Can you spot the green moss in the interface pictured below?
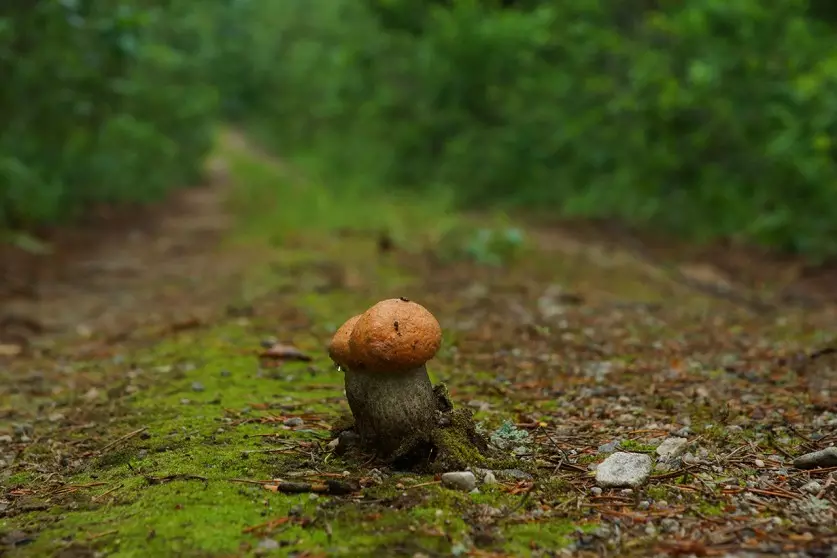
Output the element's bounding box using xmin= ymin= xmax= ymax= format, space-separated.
xmin=6 ymin=472 xmax=36 ymax=486
xmin=502 ymin=519 xmax=598 ymax=556
xmin=619 ymin=440 xmax=657 ymax=453
xmin=696 ymin=502 xmax=725 ymax=517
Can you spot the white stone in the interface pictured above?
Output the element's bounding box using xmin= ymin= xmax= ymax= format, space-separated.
xmin=655 ymin=437 xmax=688 ymax=460
xmin=441 ymin=471 xmax=476 ymax=491
xmin=596 ymin=452 xmax=653 ymax=488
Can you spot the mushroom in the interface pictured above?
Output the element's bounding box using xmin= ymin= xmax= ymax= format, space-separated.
xmin=328 ymin=298 xmax=442 ymax=456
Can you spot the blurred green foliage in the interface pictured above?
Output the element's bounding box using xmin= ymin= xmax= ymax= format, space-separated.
xmin=5 ymin=0 xmax=837 ymax=262
xmin=0 ymin=0 xmax=220 ymax=229
xmin=215 ymin=0 xmax=837 ymax=262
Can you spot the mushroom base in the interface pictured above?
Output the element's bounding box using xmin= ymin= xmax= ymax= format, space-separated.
xmin=343 ymin=365 xmax=437 ymax=456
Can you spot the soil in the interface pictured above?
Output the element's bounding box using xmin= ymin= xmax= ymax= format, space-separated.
xmin=1 ymin=130 xmax=835 ymax=558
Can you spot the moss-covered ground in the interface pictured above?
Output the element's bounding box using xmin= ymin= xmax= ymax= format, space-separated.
xmin=1 ymin=130 xmax=836 ymax=557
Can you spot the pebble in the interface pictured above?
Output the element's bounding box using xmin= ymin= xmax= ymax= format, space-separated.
xmin=793 ymin=447 xmax=837 ymax=469
xmin=441 ymin=471 xmax=476 ymax=492
xmin=467 ymin=400 xmax=491 ymax=411
xmin=327 ymin=438 xmax=340 ymax=450
xmin=191 ymin=382 xmax=205 ymax=392
xmin=595 ymin=452 xmax=653 ymax=488
xmin=257 ymin=538 xmax=280 ymax=550
xmin=754 ymin=459 xmax=765 ymax=468
xmin=660 ymin=518 xmax=679 ymax=533
xmin=283 ymin=417 xmax=304 ymax=427
xmin=801 ymin=480 xmax=823 ymax=494
xmin=616 ymin=413 xmax=636 ymax=425
xmin=637 ymin=500 xmax=650 ymax=510
xmin=674 ymin=426 xmax=692 ymax=437
xmin=0 ymin=435 xmax=12 ymax=444
xmin=597 ymin=440 xmax=621 ymax=454
xmin=656 ymin=437 xmax=688 ymax=460
xmin=482 ymin=471 xmax=497 ymax=485
xmin=682 ymin=452 xmax=699 ymax=465
xmin=13 ymin=424 xmax=33 ymax=436
xmin=590 ymin=486 xmax=602 ymax=496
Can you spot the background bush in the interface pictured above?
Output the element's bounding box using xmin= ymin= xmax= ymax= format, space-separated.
xmin=217 ymin=0 xmax=837 ymax=262
xmin=4 ymin=0 xmax=837 ymax=262
xmin=0 ymin=0 xmax=220 ymax=229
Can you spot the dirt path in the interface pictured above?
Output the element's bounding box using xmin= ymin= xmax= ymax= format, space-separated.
xmin=1 ymin=131 xmax=836 ymax=557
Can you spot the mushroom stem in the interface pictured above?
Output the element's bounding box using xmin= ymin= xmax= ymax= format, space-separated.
xmin=343 ymin=365 xmax=436 ymax=456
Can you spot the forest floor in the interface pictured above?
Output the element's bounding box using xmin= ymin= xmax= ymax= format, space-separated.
xmin=1 ymin=130 xmax=836 ymax=558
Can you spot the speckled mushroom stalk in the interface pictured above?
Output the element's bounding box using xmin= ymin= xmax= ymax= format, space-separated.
xmin=328 ymin=298 xmax=441 ymax=456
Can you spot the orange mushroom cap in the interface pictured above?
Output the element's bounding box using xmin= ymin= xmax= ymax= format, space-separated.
xmin=328 ymin=314 xmax=361 ymax=369
xmin=348 ymin=297 xmax=442 ymax=373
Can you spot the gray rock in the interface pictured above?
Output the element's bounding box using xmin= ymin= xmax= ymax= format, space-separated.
xmin=597 ymin=440 xmax=621 ymax=454
xmin=191 ymin=382 xmax=205 ymax=392
xmin=801 ymin=480 xmax=823 ymax=494
xmin=656 ymin=437 xmax=688 ymax=460
xmin=0 ymin=435 xmax=12 ymax=444
xmin=590 ymin=486 xmax=602 ymax=496
xmin=441 ymin=471 xmax=476 ymax=492
xmin=793 ymin=447 xmax=837 ymax=469
xmin=482 ymin=471 xmax=497 ymax=485
xmin=595 ymin=452 xmax=653 ymax=488
xmin=283 ymin=417 xmax=304 ymax=427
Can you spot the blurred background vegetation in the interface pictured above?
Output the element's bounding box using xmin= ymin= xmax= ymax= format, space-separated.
xmin=3 ymin=0 xmax=837 ymax=261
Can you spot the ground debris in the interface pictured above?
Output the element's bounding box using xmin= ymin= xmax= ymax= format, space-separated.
xmin=793 ymin=447 xmax=837 ymax=469
xmin=5 ymin=138 xmax=837 ymax=556
xmin=143 ymin=474 xmax=208 ymax=485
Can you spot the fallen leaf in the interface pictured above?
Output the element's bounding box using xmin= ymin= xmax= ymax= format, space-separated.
xmin=0 ymin=343 xmax=22 ymax=356
xmin=258 ymin=343 xmax=311 ymax=362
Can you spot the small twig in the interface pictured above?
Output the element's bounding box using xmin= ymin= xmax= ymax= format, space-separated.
xmin=229 ymin=478 xmax=276 ymax=486
xmin=88 ymin=529 xmax=118 ymax=541
xmin=264 ymin=480 xmax=358 ymax=495
xmin=98 ymin=427 xmax=147 ymax=454
xmin=143 ymin=474 xmax=208 ymax=485
xmin=649 ymin=465 xmax=701 ymax=482
xmin=404 ymin=480 xmax=441 ymax=490
xmin=92 ymin=484 xmax=123 ymax=502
